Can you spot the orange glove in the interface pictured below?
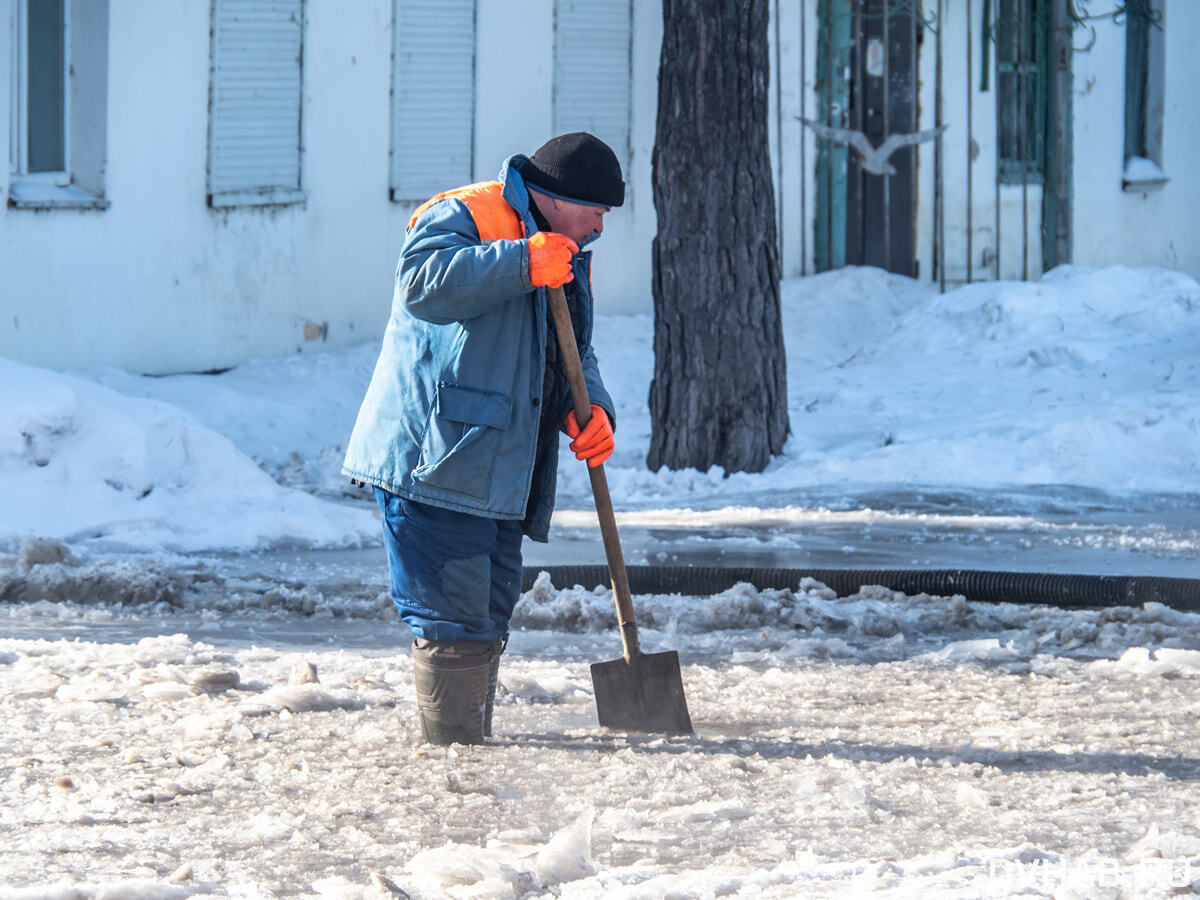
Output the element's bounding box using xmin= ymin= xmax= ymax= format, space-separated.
xmin=564 ymin=405 xmax=614 ymax=468
xmin=528 ymin=231 xmax=578 ymax=288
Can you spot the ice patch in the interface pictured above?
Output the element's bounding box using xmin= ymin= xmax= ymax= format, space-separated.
xmin=0 ymin=559 xmax=185 ymax=608
xmin=403 ymin=842 xmax=531 ymax=899
xmin=500 ymin=668 xmax=590 ymax=705
xmin=241 ymin=684 xmax=372 ymax=715
xmin=533 ymin=808 xmax=596 ymax=884
xmin=916 ymin=638 xmax=1024 ymax=665
xmin=1107 ymin=646 xmax=1200 ymax=676
xmin=0 ymin=880 xmax=190 ymax=900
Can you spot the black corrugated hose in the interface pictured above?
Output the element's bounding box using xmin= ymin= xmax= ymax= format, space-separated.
xmin=521 ymin=565 xmax=1200 ymax=612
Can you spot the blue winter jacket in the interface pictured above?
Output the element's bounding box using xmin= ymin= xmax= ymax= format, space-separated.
xmin=342 ymin=156 xmax=614 ymax=542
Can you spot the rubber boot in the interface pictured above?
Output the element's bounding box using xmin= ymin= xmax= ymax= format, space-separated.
xmin=483 ymin=648 xmax=501 ymax=738
xmin=411 ymin=638 xmax=501 ymax=745
xmin=483 ymin=635 xmax=508 ymax=738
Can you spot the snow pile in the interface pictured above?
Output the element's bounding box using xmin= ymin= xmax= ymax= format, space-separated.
xmin=811 ymin=264 xmax=1200 ymax=491
xmin=79 ymin=342 xmax=381 ymax=499
xmin=1 ymin=264 xmax=1194 ymax=554
xmin=5 ymin=542 xmax=1200 ymax=665
xmin=514 ymin=572 xmax=887 ymax=634
xmin=0 ymin=358 xmax=378 ymax=553
xmin=512 ymin=572 xmax=1200 ymax=664
xmin=585 ymin=264 xmax=1200 ymax=505
xmin=0 ymin=555 xmax=186 ymax=608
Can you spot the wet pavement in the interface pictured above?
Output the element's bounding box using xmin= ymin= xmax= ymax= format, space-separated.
xmin=198 ymin=486 xmax=1199 ymax=589
xmin=2 ymin=487 xmax=1195 ymax=652
xmin=529 ymin=485 xmax=1200 ymax=578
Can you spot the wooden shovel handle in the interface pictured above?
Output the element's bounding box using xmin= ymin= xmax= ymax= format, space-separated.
xmin=546 ymin=285 xmax=640 ymax=660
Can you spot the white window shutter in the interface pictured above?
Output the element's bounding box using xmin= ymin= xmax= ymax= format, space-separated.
xmin=554 ymin=0 xmax=632 ymax=178
xmin=209 ymin=0 xmax=305 ymax=206
xmin=391 ymin=0 xmax=476 ymax=202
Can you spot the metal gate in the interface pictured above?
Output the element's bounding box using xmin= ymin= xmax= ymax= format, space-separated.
xmin=807 ymin=0 xmax=1073 ymax=285
xmin=812 ymin=0 xmax=923 ymax=276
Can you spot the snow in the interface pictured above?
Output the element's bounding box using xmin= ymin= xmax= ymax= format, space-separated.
xmin=5 ymin=588 xmax=1200 ymax=898
xmin=0 ymin=358 xmax=375 ymax=553
xmin=1123 ymin=155 xmax=1169 ymax=187
xmin=3 ymin=265 xmax=1200 ymax=897
xmin=7 ymin=263 xmax=1193 ymax=558
xmin=587 ymin=264 xmax=1200 ymax=505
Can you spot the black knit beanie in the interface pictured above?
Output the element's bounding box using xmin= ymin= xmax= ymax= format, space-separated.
xmin=521 ymin=132 xmax=625 ymax=207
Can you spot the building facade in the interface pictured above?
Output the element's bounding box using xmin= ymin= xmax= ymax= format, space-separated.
xmin=3 ymin=0 xmax=1195 ymax=373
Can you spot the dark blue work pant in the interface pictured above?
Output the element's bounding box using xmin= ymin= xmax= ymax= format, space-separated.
xmin=374 ymin=488 xmax=523 ymax=643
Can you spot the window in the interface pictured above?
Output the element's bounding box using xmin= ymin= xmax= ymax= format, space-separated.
xmin=553 ymin=0 xmax=632 ymax=187
xmin=390 ymin=0 xmax=476 ymax=202
xmin=995 ymin=0 xmax=1048 ymax=184
xmin=9 ymin=0 xmax=109 ymax=209
xmin=208 ymin=0 xmax=305 ymax=208
xmin=18 ymin=0 xmax=64 ymax=177
xmin=1123 ymin=0 xmax=1166 ymax=189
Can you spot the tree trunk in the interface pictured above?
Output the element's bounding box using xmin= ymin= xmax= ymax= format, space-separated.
xmin=1049 ymin=0 xmax=1072 ymax=267
xmin=647 ymin=0 xmax=789 ymax=474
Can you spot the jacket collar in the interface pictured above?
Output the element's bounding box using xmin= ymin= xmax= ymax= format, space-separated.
xmin=500 ymin=155 xmax=601 ymax=249
xmin=500 ymin=155 xmax=534 ymax=223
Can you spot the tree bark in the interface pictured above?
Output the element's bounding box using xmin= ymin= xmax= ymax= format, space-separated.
xmin=647 ymin=0 xmax=789 ymax=474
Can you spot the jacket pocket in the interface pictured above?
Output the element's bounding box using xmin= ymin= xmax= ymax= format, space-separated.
xmin=412 ymin=382 xmax=513 ymax=500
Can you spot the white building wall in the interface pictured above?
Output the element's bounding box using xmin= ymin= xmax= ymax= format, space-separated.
xmin=796 ymin=0 xmax=820 ymax=278
xmin=0 ymin=0 xmax=665 ymax=374
xmin=3 ymin=1 xmax=1197 ymax=375
xmin=1071 ymin=8 xmax=1200 ymax=275
xmin=917 ymin=0 xmax=1045 ymax=287
xmin=474 ymin=0 xmax=662 ymax=315
xmin=916 ymin=0 xmax=1199 ymax=287
xmin=768 ymin=0 xmax=805 ymax=280
xmin=2 ymin=0 xmax=410 ymax=374
xmin=475 ymin=0 xmax=553 ymax=184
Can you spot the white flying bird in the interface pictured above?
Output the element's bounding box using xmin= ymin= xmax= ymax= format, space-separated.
xmin=799 ymin=118 xmax=947 ymax=176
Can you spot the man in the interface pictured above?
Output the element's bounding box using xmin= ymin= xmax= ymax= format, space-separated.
xmin=343 ymin=133 xmax=624 ymax=745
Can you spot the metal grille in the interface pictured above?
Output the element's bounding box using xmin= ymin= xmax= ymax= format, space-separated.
xmin=995 ymin=0 xmax=1047 ymax=183
xmin=208 ymin=0 xmax=304 ymax=204
xmin=553 ymin=0 xmax=633 ymax=180
xmin=391 ymin=0 xmax=476 ymax=202
xmin=810 ymin=0 xmax=1072 ymax=286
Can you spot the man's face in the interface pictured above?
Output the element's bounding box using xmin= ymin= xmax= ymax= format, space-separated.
xmin=535 ymin=193 xmax=611 ymax=244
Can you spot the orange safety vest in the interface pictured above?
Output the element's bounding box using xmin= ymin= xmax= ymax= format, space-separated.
xmin=408 ymin=181 xmax=526 ymax=243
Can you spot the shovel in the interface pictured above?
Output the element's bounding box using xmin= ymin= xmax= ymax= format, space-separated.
xmin=546 ymin=285 xmax=693 ymax=735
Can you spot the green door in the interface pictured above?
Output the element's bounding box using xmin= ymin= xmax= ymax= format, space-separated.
xmin=814 ymin=0 xmax=921 ymax=276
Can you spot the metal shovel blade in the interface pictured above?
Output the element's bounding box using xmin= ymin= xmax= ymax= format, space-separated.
xmin=591 ymin=650 xmax=693 ymax=734
xmin=545 ymin=284 xmax=694 ymax=736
